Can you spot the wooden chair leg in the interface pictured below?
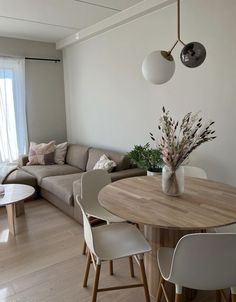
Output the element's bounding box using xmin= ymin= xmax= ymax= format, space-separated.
xmin=82 ymin=240 xmax=87 ymax=255
xmin=92 ymin=263 xmax=101 ymax=302
xmin=83 ymin=252 xmax=91 ymax=287
xmin=156 ymin=276 xmax=164 ymax=302
xmin=139 ymin=258 xmax=150 ymax=302
xmin=231 ymin=294 xmax=236 ymax=302
xmin=175 ymin=293 xmax=182 ymax=302
xmin=216 ymin=290 xmax=221 ymax=302
xmin=129 ymin=256 xmax=135 ymax=278
xmin=109 ymin=260 xmax=113 ymax=275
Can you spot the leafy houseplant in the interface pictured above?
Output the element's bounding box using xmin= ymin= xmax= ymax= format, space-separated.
xmin=128 ymin=143 xmax=163 ymax=173
xmin=150 ymin=107 xmax=216 ymax=196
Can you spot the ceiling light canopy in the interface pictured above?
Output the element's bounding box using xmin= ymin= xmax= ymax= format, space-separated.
xmin=142 ymin=0 xmax=206 ymax=85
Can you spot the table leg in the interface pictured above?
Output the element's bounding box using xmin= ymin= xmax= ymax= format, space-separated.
xmin=144 ymin=225 xmax=160 ymax=299
xmin=15 ymin=200 xmax=25 ymax=217
xmin=6 ymin=204 xmax=16 ymax=236
xmin=144 ymin=226 xmax=197 ymax=301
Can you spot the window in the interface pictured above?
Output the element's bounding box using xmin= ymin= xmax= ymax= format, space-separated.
xmin=0 ymin=57 xmax=28 ymax=163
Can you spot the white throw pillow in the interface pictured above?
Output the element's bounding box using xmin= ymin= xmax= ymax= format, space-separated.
xmin=54 ymin=142 xmax=68 ymax=165
xmin=93 ymin=154 xmax=116 ymax=172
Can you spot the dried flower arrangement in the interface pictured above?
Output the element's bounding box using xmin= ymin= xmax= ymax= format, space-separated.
xmin=150 ymin=107 xmax=216 ymax=195
xmin=150 ymin=107 xmax=216 ymax=170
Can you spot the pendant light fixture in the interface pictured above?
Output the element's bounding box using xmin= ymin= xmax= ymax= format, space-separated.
xmin=142 ymin=0 xmax=206 ymax=85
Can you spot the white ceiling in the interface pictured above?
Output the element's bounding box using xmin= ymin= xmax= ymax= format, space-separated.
xmin=0 ymin=0 xmax=143 ymax=43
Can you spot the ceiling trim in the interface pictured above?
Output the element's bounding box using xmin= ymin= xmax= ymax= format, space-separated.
xmin=74 ymin=0 xmax=121 ymax=12
xmin=56 ymin=0 xmax=176 ymax=49
xmin=0 ymin=15 xmax=79 ymax=30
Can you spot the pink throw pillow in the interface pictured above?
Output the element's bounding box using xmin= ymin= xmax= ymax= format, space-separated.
xmin=27 ymin=141 xmax=56 ymax=165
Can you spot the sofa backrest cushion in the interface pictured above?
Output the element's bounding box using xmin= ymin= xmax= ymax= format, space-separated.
xmin=66 ymin=144 xmax=89 ymax=171
xmin=86 ymin=148 xmax=130 ymax=172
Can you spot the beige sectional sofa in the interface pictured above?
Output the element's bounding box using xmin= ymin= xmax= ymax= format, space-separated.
xmin=16 ymin=144 xmax=145 ymax=224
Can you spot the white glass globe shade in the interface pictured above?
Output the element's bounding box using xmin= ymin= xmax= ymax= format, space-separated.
xmin=142 ymin=50 xmax=175 ymax=85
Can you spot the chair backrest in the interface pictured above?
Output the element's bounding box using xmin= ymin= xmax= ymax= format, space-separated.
xmin=75 ymin=170 xmax=111 ymax=255
xmin=76 ymin=194 xmax=96 ymax=256
xmin=184 ymin=166 xmax=207 ymax=179
xmin=80 ymin=169 xmax=111 ymax=212
xmin=168 ymin=233 xmax=236 ymax=290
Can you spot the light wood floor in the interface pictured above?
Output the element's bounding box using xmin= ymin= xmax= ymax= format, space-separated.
xmin=0 ymin=199 xmax=219 ymax=302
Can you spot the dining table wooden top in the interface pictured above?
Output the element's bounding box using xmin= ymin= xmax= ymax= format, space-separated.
xmin=98 ymin=175 xmax=236 ymax=230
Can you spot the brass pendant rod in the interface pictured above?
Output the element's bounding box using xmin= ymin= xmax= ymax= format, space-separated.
xmin=177 ymin=0 xmax=186 ymax=46
xmin=168 ymin=0 xmax=186 ymax=55
xmin=177 ymin=0 xmax=181 ymax=40
xmin=168 ymin=40 xmax=178 ymax=55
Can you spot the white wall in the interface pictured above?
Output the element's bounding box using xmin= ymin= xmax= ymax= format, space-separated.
xmin=63 ymin=0 xmax=236 ymax=186
xmin=0 ymin=37 xmax=66 ymax=144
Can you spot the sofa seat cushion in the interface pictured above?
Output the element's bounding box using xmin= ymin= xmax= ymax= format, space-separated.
xmin=86 ymin=148 xmax=130 ymax=172
xmin=40 ymin=173 xmax=83 ymax=206
xmin=21 ymin=164 xmax=82 ymax=184
xmin=4 ymin=169 xmax=37 ymax=189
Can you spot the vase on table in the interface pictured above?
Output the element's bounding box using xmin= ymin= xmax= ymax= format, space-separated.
xmin=162 ymin=165 xmax=184 ymax=196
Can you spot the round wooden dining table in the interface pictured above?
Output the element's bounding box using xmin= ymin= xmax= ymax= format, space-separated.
xmin=98 ymin=175 xmax=236 ymax=300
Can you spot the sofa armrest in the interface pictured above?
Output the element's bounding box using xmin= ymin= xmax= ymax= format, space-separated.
xmin=110 ymin=168 xmax=146 ymax=182
xmin=18 ymin=154 xmax=29 ymax=166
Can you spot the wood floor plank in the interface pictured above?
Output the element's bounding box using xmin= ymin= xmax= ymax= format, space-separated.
xmin=0 ymin=199 xmax=216 ymax=302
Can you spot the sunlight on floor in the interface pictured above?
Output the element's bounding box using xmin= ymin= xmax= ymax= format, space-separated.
xmin=0 ymin=287 xmax=11 ymax=299
xmin=0 ymin=228 xmax=9 ymax=242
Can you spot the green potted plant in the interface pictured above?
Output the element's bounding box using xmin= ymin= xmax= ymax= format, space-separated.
xmin=128 ymin=143 xmax=163 ymax=176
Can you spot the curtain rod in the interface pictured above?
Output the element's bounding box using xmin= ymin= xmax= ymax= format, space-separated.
xmin=25 ymin=57 xmax=61 ymax=63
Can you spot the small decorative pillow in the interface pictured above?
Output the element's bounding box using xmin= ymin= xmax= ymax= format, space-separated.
xmin=93 ymin=154 xmax=117 ymax=172
xmin=27 ymin=141 xmax=56 ymax=165
xmin=54 ymin=142 xmax=68 ymax=165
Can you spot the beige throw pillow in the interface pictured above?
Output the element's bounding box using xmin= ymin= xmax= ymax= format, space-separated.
xmin=27 ymin=141 xmax=56 ymax=165
xmin=93 ymin=154 xmax=116 ymax=172
xmin=54 ymin=142 xmax=68 ymax=165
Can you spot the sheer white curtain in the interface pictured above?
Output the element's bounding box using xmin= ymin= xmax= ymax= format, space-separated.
xmin=0 ymin=57 xmax=28 ymax=163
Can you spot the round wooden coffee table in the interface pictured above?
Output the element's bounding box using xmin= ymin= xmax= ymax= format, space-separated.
xmin=0 ymin=184 xmax=35 ymax=236
xmin=98 ymin=175 xmax=236 ymax=300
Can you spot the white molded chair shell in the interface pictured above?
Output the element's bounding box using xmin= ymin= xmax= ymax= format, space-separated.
xmin=158 ymin=233 xmax=236 ymax=291
xmin=214 ymin=223 xmax=236 ymax=233
xmin=184 ymin=166 xmax=207 ymax=179
xmin=76 ymin=195 xmax=151 ymax=261
xmin=80 ymin=169 xmax=124 ymax=223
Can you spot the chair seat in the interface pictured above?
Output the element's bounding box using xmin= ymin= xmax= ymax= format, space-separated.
xmin=86 ymin=202 xmax=125 ymax=223
xmin=93 ymin=223 xmax=151 ymax=261
xmin=157 ymin=247 xmax=174 ymax=279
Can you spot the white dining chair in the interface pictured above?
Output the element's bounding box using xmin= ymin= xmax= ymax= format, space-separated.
xmin=79 ymin=169 xmax=135 ymax=277
xmin=156 ymin=233 xmax=236 ymax=302
xmin=76 ymin=195 xmax=152 ymax=302
xmin=79 ymin=170 xmax=124 ymax=223
xmin=214 ymin=224 xmax=236 ymax=233
xmin=183 ymin=165 xmax=207 ymax=179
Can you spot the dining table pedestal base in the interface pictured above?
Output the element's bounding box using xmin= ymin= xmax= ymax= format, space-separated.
xmin=144 ymin=225 xmax=197 ymax=301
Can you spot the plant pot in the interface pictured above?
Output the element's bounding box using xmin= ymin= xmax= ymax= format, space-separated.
xmin=162 ymin=165 xmax=184 ymax=196
xmin=147 ymin=169 xmax=162 ymax=176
